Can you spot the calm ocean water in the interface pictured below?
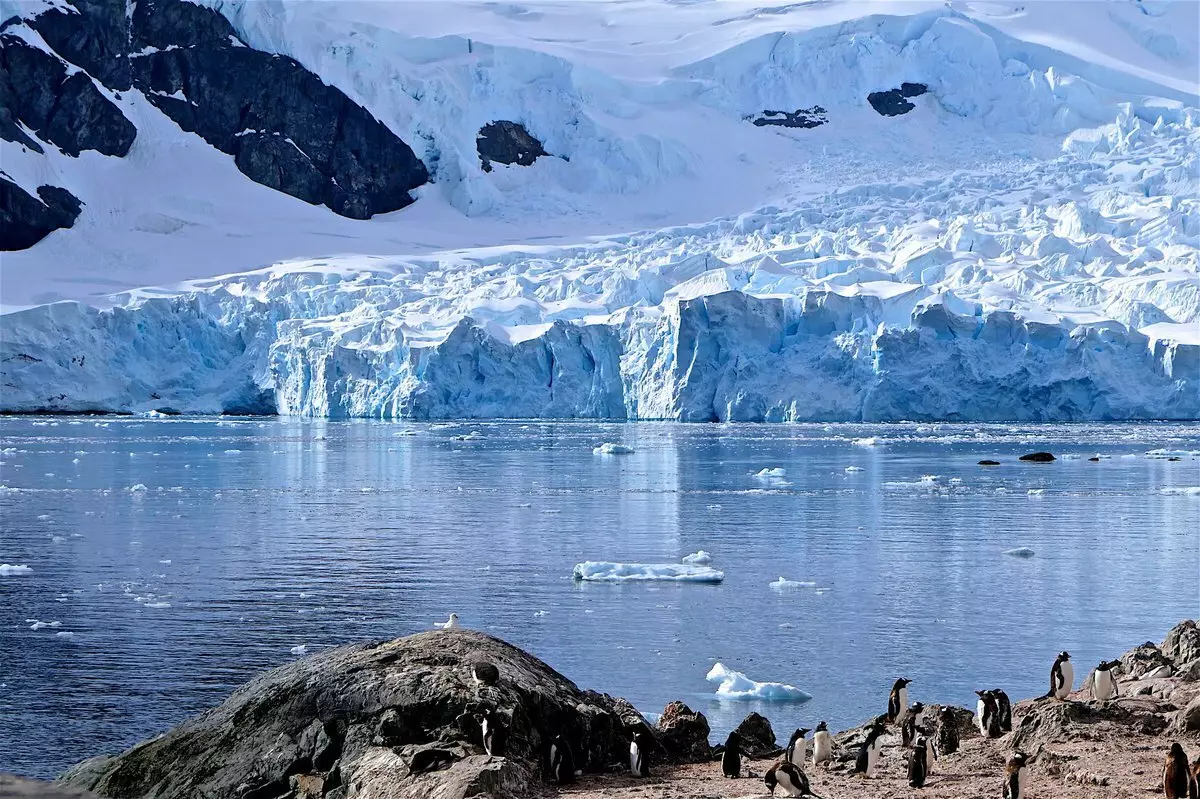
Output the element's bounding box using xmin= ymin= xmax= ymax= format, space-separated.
xmin=1 ymin=418 xmax=1197 ymax=778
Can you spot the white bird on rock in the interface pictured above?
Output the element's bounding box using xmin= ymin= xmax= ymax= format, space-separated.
xmin=435 ymin=613 xmax=460 ymax=630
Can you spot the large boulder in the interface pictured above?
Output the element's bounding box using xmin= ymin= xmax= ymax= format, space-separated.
xmin=1162 ymin=620 xmax=1200 ymax=672
xmin=732 ymin=712 xmax=780 ymax=759
xmin=1176 ymin=694 xmax=1200 ymax=732
xmin=0 ymin=179 xmax=83 ymax=250
xmin=59 ymin=630 xmax=639 ymax=799
xmin=1117 ymin=641 xmax=1174 ymax=679
xmin=654 ymin=702 xmax=712 ymax=763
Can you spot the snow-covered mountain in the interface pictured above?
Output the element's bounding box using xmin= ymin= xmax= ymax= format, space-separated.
xmin=1 ymin=0 xmax=1197 ymax=419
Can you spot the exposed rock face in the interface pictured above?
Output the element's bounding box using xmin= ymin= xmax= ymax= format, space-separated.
xmin=477 ymin=121 xmax=548 ymax=172
xmin=732 ymin=712 xmax=780 ymax=759
xmin=750 ymin=106 xmax=827 ymax=128
xmin=1162 ymin=620 xmax=1200 ymax=670
xmin=0 ymin=178 xmax=83 ymax=250
xmin=1118 ymin=640 xmax=1175 ymax=679
xmin=0 ymin=774 xmax=99 ymax=799
xmin=59 ymin=630 xmax=643 ymax=799
xmin=654 ymin=702 xmax=712 ymax=763
xmin=28 ymin=0 xmax=133 ymax=91
xmin=867 ymin=82 xmax=928 ymax=116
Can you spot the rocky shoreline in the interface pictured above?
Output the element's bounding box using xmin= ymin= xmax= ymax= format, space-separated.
xmin=3 ymin=622 xmax=1197 ymax=798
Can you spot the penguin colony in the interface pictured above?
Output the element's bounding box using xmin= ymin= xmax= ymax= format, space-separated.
xmin=436 ymin=621 xmax=1192 ymax=797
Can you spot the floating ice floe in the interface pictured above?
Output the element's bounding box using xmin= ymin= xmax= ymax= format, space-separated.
xmin=1146 ymin=449 xmax=1200 ymax=459
xmin=55 ymin=631 xmax=75 ymax=639
xmin=845 ymin=466 xmax=864 ymax=473
xmin=572 ymin=561 xmax=724 ymax=583
xmin=593 ymin=442 xmax=634 ymax=455
xmin=853 ymin=438 xmax=880 ymax=447
xmin=1003 ymin=547 xmax=1036 ymax=557
xmin=681 ymin=551 xmax=713 ymax=565
xmin=754 ymin=467 xmax=787 ymax=479
xmin=1160 ymin=487 xmax=1200 ymax=496
xmin=290 ymin=645 xmax=309 ymax=655
xmin=28 ymin=620 xmax=60 ymax=630
xmin=0 ymin=564 xmax=32 ymax=575
xmin=127 ymin=484 xmax=148 ymax=493
xmin=705 ymin=663 xmax=811 ymax=702
xmin=770 ymin=577 xmax=817 ymax=591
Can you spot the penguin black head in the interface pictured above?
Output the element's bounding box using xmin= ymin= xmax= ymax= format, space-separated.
xmin=1170 ymin=742 xmax=1187 ymax=757
xmin=724 ymin=731 xmax=741 ymax=750
xmin=910 ymin=701 xmax=925 ymax=712
xmin=1059 ymin=651 xmax=1071 ymax=661
xmin=914 ymin=735 xmax=927 ymax=748
xmin=975 ymin=689 xmax=989 ymax=698
xmin=815 ymin=720 xmax=828 ymax=732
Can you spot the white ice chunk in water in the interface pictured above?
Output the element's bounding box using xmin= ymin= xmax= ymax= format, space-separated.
xmin=0 ymin=564 xmax=32 ymax=575
xmin=705 ymin=663 xmax=811 ymax=702
xmin=754 ymin=467 xmax=787 ymax=479
xmin=681 ymin=551 xmax=713 ymax=565
xmin=128 ymin=484 xmax=148 ymax=493
xmin=845 ymin=466 xmax=864 ymax=472
xmin=1159 ymin=487 xmax=1200 ymax=496
xmin=593 ymin=442 xmax=634 ymax=455
xmin=290 ymin=645 xmax=309 ymax=655
xmin=573 ymin=561 xmax=724 ymax=583
xmin=770 ymin=577 xmax=817 ymax=590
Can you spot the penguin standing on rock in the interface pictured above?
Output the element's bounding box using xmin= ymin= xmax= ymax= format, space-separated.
xmin=902 ymin=702 xmax=926 ymax=747
xmin=473 ymin=709 xmax=507 ymax=757
xmin=721 ymin=731 xmax=742 ymax=778
xmin=935 ymin=706 xmax=959 ymax=756
xmin=888 ymin=677 xmax=913 ymax=724
xmin=992 ymin=689 xmax=1013 ymax=732
xmin=785 ymin=727 xmax=811 ymax=767
xmin=976 ymin=690 xmax=1002 ymax=738
xmin=1188 ymin=753 xmax=1200 ymax=799
xmin=908 ymin=735 xmax=929 ymax=788
xmin=547 ymin=734 xmax=576 ymax=785
xmin=812 ymin=721 xmax=833 ymax=768
xmin=854 ymin=720 xmax=888 ymax=778
xmin=1003 ymin=751 xmax=1030 ymax=798
xmin=1093 ymin=659 xmax=1119 ymax=701
xmin=1047 ymin=651 xmax=1073 ymax=699
xmin=1165 ymin=742 xmax=1191 ymax=798
xmin=629 ymin=729 xmax=652 ymax=777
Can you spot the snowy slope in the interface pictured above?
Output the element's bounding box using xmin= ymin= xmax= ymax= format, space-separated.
xmin=1 ymin=0 xmax=1197 ymax=419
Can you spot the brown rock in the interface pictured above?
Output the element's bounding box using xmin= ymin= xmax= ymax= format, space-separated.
xmin=1175 ymin=694 xmax=1200 ymax=732
xmin=655 ymin=702 xmax=712 ymax=763
xmin=1161 ymin=620 xmax=1200 ymax=671
xmin=732 ymin=712 xmax=780 ymax=759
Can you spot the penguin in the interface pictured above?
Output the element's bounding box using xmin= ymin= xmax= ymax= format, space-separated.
xmin=434 ymin=613 xmax=459 ymax=630
xmin=853 ymin=720 xmax=888 ymax=778
xmin=721 ymin=730 xmax=742 ymax=778
xmin=1003 ymin=750 xmax=1030 ymax=799
xmin=471 ymin=661 xmax=500 ymax=688
xmin=976 ymin=690 xmax=1002 ymax=738
xmin=992 ymin=689 xmax=1013 ymax=732
xmin=902 ymin=702 xmax=926 ymax=747
xmin=765 ymin=759 xmax=821 ymax=797
xmin=1047 ymin=650 xmax=1073 ymax=699
xmin=547 ymin=733 xmax=576 ymax=785
xmin=628 ymin=729 xmax=652 ymax=777
xmin=907 ymin=735 xmax=929 ymax=788
xmin=811 ymin=720 xmax=834 ymax=768
xmin=935 ymin=705 xmax=960 ymax=756
xmin=888 ymin=677 xmax=913 ymax=724
xmin=474 ymin=709 xmax=507 ymax=757
xmin=1165 ymin=742 xmax=1191 ymax=798
xmin=1092 ymin=659 xmax=1119 ymax=701
xmin=1189 ymin=753 xmax=1200 ymax=799
xmin=785 ymin=727 xmax=811 ymax=767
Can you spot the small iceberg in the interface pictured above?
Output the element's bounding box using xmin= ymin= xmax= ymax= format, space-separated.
xmin=572 ymin=561 xmax=724 ymax=583
xmin=1003 ymin=547 xmax=1036 ymax=558
xmin=1160 ymin=487 xmax=1200 ymax=496
xmin=0 ymin=564 xmax=32 ymax=576
xmin=706 ymin=663 xmax=811 ymax=702
xmin=845 ymin=466 xmax=864 ymax=472
xmin=754 ymin=467 xmax=787 ymax=479
xmin=127 ymin=484 xmax=148 ymax=493
xmin=593 ymin=442 xmax=634 ymax=455
xmin=770 ymin=577 xmax=816 ymax=591
xmin=290 ymin=645 xmax=309 ymax=655
xmin=681 ymin=551 xmax=713 ymax=565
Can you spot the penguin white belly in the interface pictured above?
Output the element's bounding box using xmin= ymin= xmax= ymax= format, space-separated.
xmin=896 ymin=687 xmax=909 ymax=723
xmin=1056 ymin=662 xmax=1074 ymax=698
xmin=1017 ymin=765 xmax=1029 ymax=796
xmin=777 ymin=769 xmax=803 ymax=797
xmin=787 ymin=744 xmax=803 ymax=768
xmin=1094 ymin=669 xmax=1114 ymax=700
xmin=629 ymin=741 xmax=640 ymax=774
xmin=866 ymin=739 xmax=882 ymax=775
xmin=976 ymin=699 xmax=987 ymax=735
xmin=812 ymin=732 xmax=832 ymax=765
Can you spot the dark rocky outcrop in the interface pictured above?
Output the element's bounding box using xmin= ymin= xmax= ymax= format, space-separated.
xmin=978 ymin=459 xmax=1000 ymax=466
xmin=59 ymin=630 xmax=647 ymax=799
xmin=750 ymin=106 xmax=827 ymax=129
xmin=477 ymin=121 xmax=548 ymax=172
xmin=0 ymin=178 xmax=83 ymax=250
xmin=27 ymin=0 xmax=133 ymax=91
xmin=731 ymin=712 xmax=781 ymax=759
xmin=0 ymin=32 xmax=135 ymax=157
xmin=654 ymin=701 xmax=712 ymax=763
xmin=1019 ymin=451 xmax=1056 ymax=462
xmin=1 ymin=774 xmax=99 ymax=799
xmin=867 ymin=82 xmax=928 ymax=117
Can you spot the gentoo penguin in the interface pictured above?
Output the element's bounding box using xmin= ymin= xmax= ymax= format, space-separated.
xmin=474 ymin=709 xmax=507 ymax=756
xmin=721 ymin=731 xmax=742 ymax=778
xmin=547 ymin=733 xmax=576 ymax=785
xmin=907 ymin=736 xmax=929 ymax=788
xmin=435 ymin=613 xmax=460 ymax=630
xmin=1092 ymin=659 xmax=1119 ymax=701
xmin=785 ymin=727 xmax=811 ymax=767
xmin=1002 ymin=751 xmax=1030 ymax=799
xmin=471 ymin=660 xmax=500 ymax=688
xmin=765 ymin=760 xmax=819 ymax=797
xmin=1165 ymin=742 xmax=1191 ymax=798
xmin=976 ymin=690 xmax=1002 ymax=738
xmin=1189 ymin=753 xmax=1199 ymax=799
xmin=629 ymin=729 xmax=652 ymax=777
xmin=902 ymin=702 xmax=926 ymax=747
xmin=811 ymin=720 xmax=834 ymax=768
xmin=992 ymin=688 xmax=1013 ymax=732
xmin=935 ymin=706 xmax=960 ymax=756
xmin=1048 ymin=650 xmax=1073 ymax=699
xmin=888 ymin=677 xmax=913 ymax=724
xmin=854 ymin=720 xmax=888 ymax=778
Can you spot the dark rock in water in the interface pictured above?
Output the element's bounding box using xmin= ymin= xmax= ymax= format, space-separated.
xmin=477 ymin=121 xmax=548 ymax=172
xmin=750 ymin=106 xmax=827 ymax=129
xmin=732 ymin=712 xmax=780 ymax=759
xmin=0 ymin=178 xmax=83 ymax=250
xmin=867 ymin=83 xmax=928 ymax=117
xmin=60 ymin=630 xmax=639 ymax=799
xmin=654 ymin=701 xmax=712 ymax=763
xmin=978 ymin=459 xmax=1001 ymax=466
xmin=1019 ymin=452 xmax=1056 ymax=462
xmin=0 ymin=32 xmax=136 ymax=156
xmin=1088 ymin=456 xmax=1101 ymax=462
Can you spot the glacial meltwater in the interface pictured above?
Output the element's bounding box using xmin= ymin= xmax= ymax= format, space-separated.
xmin=1 ymin=418 xmax=1197 ymax=778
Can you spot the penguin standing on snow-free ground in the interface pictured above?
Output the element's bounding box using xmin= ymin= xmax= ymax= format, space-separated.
xmin=1093 ymin=659 xmax=1119 ymax=701
xmin=629 ymin=729 xmax=652 ymax=777
xmin=888 ymin=677 xmax=913 ymax=724
xmin=765 ymin=760 xmax=822 ymax=797
xmin=1003 ymin=751 xmax=1030 ymax=798
xmin=907 ymin=735 xmax=929 ymax=788
xmin=992 ymin=689 xmax=1013 ymax=732
xmin=1165 ymin=742 xmax=1191 ymax=798
xmin=721 ymin=731 xmax=742 ymax=778
xmin=854 ymin=720 xmax=888 ymax=778
xmin=1188 ymin=753 xmax=1200 ymax=799
xmin=812 ymin=721 xmax=833 ymax=768
xmin=785 ymin=727 xmax=811 ymax=767
xmin=935 ymin=705 xmax=959 ymax=756
xmin=547 ymin=733 xmax=576 ymax=785
xmin=976 ymin=690 xmax=1002 ymax=738
xmin=1047 ymin=651 xmax=1073 ymax=699
xmin=902 ymin=702 xmax=927 ymax=747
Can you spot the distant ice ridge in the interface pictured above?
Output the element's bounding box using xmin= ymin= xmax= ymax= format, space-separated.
xmin=2 ymin=117 xmax=1198 ymax=420
xmin=706 ymin=663 xmax=812 ymax=702
xmin=572 ymin=561 xmax=725 ymax=583
xmin=0 ymin=564 xmax=33 ymax=575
